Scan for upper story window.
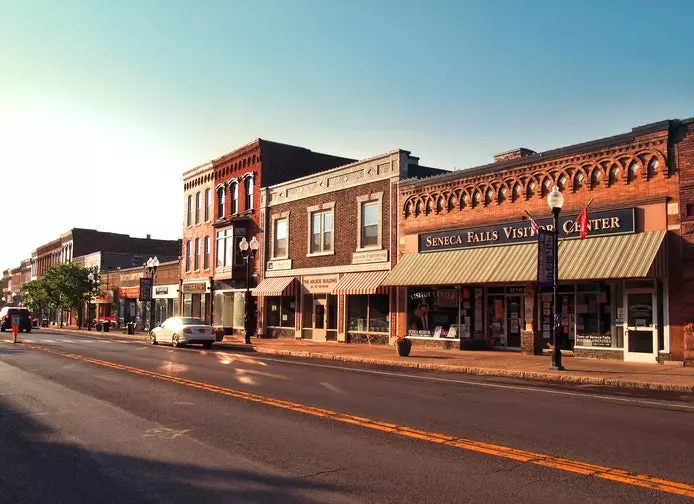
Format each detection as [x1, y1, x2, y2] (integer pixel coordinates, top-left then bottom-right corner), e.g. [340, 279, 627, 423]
[185, 240, 191, 272]
[216, 226, 234, 268]
[230, 181, 239, 215]
[186, 195, 192, 226]
[358, 192, 383, 249]
[216, 186, 225, 218]
[244, 175, 254, 210]
[203, 236, 210, 269]
[273, 217, 288, 259]
[195, 192, 201, 224]
[194, 238, 200, 270]
[308, 204, 335, 255]
[204, 188, 211, 221]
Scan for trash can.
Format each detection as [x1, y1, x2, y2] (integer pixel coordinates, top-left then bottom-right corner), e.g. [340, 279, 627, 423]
[103, 323, 110, 333]
[127, 322, 135, 335]
[96, 323, 103, 332]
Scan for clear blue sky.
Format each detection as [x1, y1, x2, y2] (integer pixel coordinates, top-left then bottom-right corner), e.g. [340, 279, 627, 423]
[1, 0, 693, 269]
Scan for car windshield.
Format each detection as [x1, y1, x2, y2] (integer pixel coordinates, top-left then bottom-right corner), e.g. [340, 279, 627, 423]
[179, 318, 206, 326]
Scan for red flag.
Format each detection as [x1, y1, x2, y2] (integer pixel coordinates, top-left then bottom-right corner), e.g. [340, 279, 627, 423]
[525, 210, 539, 235]
[576, 206, 589, 239]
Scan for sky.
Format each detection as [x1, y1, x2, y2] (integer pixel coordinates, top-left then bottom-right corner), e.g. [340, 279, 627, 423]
[1, 0, 693, 270]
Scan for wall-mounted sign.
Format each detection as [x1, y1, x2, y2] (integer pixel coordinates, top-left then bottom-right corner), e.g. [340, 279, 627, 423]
[119, 286, 140, 299]
[153, 285, 179, 299]
[419, 208, 635, 252]
[267, 259, 292, 271]
[155, 286, 169, 296]
[302, 274, 339, 293]
[182, 281, 208, 293]
[351, 249, 388, 265]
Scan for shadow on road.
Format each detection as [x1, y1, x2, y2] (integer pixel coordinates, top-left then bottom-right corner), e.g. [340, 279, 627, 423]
[0, 395, 348, 504]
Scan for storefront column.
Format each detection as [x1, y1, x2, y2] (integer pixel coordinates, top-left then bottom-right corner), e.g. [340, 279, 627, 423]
[337, 294, 346, 342]
[294, 282, 302, 339]
[393, 286, 407, 343]
[521, 284, 540, 354]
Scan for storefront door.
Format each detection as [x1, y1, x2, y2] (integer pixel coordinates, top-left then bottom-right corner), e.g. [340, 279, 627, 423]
[313, 295, 327, 340]
[506, 295, 522, 348]
[624, 290, 657, 363]
[487, 295, 505, 347]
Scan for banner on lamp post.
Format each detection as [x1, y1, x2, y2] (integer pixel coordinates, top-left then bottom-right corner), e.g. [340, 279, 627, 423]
[139, 277, 153, 302]
[536, 229, 555, 290]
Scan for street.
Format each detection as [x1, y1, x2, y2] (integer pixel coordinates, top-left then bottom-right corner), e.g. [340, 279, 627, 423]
[1, 330, 693, 504]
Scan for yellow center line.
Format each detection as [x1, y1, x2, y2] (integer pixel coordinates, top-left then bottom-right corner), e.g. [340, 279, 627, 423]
[22, 343, 694, 498]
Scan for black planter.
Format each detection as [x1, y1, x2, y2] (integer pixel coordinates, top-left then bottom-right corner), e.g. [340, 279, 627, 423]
[396, 339, 412, 357]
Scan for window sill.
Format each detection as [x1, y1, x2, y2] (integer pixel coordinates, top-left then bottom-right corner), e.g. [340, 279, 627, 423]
[306, 251, 334, 257]
[356, 245, 382, 253]
[573, 346, 624, 351]
[270, 256, 290, 261]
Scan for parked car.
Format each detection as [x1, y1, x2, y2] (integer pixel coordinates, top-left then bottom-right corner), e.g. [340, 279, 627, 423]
[0, 307, 33, 332]
[149, 317, 215, 348]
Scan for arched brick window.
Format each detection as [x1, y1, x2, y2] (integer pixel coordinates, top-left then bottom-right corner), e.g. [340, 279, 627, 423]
[573, 172, 584, 191]
[627, 161, 638, 183]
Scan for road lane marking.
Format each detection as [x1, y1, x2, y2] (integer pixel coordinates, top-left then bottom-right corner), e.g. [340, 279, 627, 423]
[19, 342, 694, 498]
[238, 354, 694, 411]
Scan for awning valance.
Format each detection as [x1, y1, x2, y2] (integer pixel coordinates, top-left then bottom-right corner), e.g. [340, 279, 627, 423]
[332, 271, 390, 295]
[383, 231, 666, 286]
[252, 277, 295, 297]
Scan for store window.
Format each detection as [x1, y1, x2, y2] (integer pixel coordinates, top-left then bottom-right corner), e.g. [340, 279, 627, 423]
[406, 288, 458, 338]
[310, 209, 333, 254]
[575, 283, 613, 347]
[267, 296, 296, 327]
[273, 218, 288, 258]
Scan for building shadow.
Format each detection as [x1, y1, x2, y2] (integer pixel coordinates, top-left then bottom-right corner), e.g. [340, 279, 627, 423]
[0, 396, 349, 504]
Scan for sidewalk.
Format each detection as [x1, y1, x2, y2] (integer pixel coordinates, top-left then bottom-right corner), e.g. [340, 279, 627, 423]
[40, 327, 694, 393]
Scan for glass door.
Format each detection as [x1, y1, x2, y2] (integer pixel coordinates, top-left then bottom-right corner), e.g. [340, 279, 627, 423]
[506, 295, 522, 348]
[624, 291, 657, 363]
[313, 295, 327, 341]
[487, 295, 506, 347]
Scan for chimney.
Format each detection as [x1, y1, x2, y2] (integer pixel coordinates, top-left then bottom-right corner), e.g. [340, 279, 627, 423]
[146, 234, 151, 239]
[493, 148, 536, 163]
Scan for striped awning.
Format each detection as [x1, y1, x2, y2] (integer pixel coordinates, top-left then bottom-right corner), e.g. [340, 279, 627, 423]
[333, 271, 390, 295]
[252, 277, 295, 297]
[383, 231, 666, 286]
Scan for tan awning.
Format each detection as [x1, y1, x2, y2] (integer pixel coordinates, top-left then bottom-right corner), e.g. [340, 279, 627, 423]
[332, 271, 390, 295]
[252, 277, 295, 297]
[383, 231, 666, 286]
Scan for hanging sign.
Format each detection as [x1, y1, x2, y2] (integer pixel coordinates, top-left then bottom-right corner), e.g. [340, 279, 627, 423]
[139, 277, 153, 302]
[536, 229, 555, 290]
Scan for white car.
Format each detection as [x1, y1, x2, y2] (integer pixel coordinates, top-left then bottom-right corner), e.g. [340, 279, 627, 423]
[150, 317, 215, 349]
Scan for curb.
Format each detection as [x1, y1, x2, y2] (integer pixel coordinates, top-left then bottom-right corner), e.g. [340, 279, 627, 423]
[249, 347, 694, 394]
[33, 328, 694, 394]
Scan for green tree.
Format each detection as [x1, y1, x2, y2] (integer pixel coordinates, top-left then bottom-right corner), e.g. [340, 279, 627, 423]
[43, 263, 101, 328]
[20, 279, 49, 319]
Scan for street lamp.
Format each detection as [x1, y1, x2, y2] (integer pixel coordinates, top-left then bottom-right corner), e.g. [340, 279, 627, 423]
[547, 186, 565, 371]
[239, 236, 260, 344]
[146, 257, 159, 331]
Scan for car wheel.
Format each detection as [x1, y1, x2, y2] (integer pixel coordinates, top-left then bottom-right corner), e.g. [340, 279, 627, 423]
[172, 334, 180, 347]
[203, 341, 213, 349]
[149, 332, 157, 345]
[26, 327, 31, 333]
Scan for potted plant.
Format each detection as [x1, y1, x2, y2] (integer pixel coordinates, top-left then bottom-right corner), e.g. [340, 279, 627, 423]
[393, 335, 412, 357]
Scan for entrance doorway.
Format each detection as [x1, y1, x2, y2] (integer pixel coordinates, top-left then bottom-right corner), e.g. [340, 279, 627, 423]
[624, 290, 657, 363]
[313, 296, 327, 340]
[486, 290, 524, 349]
[506, 295, 522, 348]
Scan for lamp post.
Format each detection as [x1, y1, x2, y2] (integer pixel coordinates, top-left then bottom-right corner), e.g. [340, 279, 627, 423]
[146, 257, 159, 331]
[239, 236, 260, 344]
[547, 186, 565, 371]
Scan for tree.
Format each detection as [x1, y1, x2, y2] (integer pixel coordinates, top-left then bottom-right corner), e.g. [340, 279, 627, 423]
[43, 263, 101, 328]
[20, 279, 49, 319]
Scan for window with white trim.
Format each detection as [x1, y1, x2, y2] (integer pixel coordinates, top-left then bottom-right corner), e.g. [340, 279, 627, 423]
[273, 218, 288, 259]
[186, 195, 192, 226]
[361, 201, 378, 247]
[194, 238, 200, 270]
[230, 181, 239, 214]
[195, 192, 201, 224]
[204, 236, 210, 269]
[216, 226, 234, 268]
[310, 209, 333, 254]
[244, 175, 254, 210]
[185, 240, 191, 271]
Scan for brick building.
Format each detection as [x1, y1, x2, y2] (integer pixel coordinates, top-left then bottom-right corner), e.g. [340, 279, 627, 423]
[384, 118, 694, 364]
[206, 139, 354, 334]
[256, 150, 445, 342]
[181, 162, 215, 321]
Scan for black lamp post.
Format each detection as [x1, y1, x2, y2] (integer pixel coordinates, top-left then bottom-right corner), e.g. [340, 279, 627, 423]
[239, 236, 260, 344]
[547, 186, 565, 371]
[146, 256, 159, 331]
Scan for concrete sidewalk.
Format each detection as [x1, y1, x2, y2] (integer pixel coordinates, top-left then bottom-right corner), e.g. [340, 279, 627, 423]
[38, 327, 694, 393]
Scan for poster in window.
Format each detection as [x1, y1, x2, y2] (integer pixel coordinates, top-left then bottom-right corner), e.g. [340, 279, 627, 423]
[448, 325, 458, 339]
[463, 301, 471, 309]
[433, 326, 443, 338]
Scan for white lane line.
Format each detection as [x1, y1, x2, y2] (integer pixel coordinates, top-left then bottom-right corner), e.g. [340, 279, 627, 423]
[41, 339, 55, 343]
[23, 339, 34, 343]
[231, 353, 694, 411]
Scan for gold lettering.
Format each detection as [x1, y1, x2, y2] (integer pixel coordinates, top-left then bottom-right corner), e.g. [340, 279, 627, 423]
[426, 237, 432, 247]
[611, 216, 620, 228]
[503, 227, 513, 239]
[492, 230, 499, 240]
[602, 218, 610, 229]
[468, 232, 476, 242]
[563, 220, 573, 233]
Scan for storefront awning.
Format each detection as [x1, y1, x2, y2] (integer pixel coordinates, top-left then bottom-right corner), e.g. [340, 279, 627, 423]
[252, 277, 295, 297]
[383, 231, 666, 286]
[332, 271, 390, 295]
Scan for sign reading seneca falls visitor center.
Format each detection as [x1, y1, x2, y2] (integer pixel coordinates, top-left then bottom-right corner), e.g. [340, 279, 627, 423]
[419, 208, 635, 252]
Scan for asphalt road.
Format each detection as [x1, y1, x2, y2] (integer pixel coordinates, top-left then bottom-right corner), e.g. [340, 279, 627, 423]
[1, 330, 693, 504]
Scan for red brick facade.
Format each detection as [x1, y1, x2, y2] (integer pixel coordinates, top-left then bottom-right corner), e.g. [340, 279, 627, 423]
[394, 118, 694, 363]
